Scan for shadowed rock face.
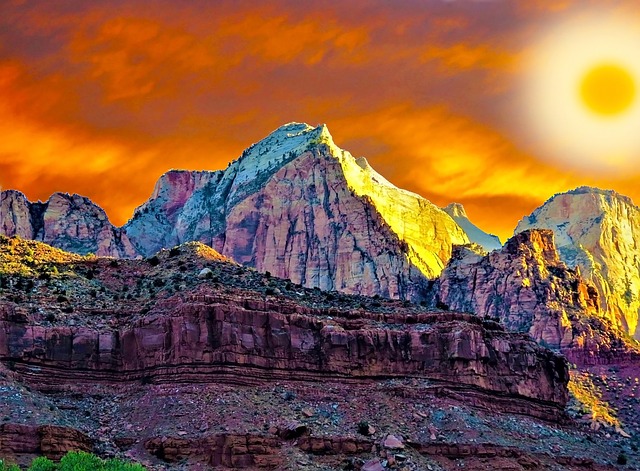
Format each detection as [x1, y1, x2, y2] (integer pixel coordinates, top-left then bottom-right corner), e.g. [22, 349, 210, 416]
[0, 190, 136, 258]
[435, 230, 603, 351]
[516, 187, 640, 339]
[0, 293, 568, 420]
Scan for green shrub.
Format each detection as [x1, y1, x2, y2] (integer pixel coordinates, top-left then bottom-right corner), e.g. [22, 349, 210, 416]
[1, 450, 146, 470]
[28, 456, 56, 471]
[102, 459, 145, 471]
[0, 459, 21, 471]
[59, 451, 103, 470]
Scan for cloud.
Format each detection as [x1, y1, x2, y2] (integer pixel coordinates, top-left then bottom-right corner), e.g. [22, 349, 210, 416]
[421, 43, 514, 72]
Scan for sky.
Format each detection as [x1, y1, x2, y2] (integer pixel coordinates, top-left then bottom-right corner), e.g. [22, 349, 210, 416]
[3, 0, 640, 242]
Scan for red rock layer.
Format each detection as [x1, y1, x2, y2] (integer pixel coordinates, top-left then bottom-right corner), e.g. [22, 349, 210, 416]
[0, 424, 92, 462]
[0, 293, 568, 421]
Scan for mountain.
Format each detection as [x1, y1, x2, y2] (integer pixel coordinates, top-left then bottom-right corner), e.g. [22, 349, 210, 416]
[515, 187, 640, 340]
[0, 190, 136, 258]
[443, 202, 502, 251]
[124, 122, 469, 299]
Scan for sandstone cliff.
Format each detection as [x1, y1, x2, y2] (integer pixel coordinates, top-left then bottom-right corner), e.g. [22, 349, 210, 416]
[0, 294, 568, 417]
[0, 190, 136, 258]
[433, 230, 634, 355]
[125, 123, 469, 299]
[515, 187, 640, 340]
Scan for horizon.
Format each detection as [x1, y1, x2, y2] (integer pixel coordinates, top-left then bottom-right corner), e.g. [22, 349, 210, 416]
[3, 1, 640, 242]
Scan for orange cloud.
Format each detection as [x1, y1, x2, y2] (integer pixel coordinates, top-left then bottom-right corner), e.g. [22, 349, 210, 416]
[218, 12, 370, 66]
[421, 43, 514, 72]
[68, 16, 222, 103]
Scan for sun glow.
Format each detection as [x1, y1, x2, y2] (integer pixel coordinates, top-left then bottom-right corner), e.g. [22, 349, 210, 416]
[580, 64, 636, 116]
[526, 14, 640, 174]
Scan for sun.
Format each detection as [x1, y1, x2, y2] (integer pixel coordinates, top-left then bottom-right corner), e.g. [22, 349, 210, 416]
[580, 64, 636, 116]
[525, 13, 640, 175]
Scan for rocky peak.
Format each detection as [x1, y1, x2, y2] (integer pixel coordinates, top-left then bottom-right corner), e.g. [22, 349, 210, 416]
[435, 229, 605, 351]
[1, 190, 34, 239]
[503, 229, 560, 265]
[232, 123, 333, 183]
[443, 202, 502, 252]
[0, 190, 136, 258]
[444, 202, 467, 218]
[515, 186, 640, 339]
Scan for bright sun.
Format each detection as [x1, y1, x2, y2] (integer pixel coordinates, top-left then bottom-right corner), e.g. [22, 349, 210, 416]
[580, 63, 636, 116]
[526, 14, 640, 174]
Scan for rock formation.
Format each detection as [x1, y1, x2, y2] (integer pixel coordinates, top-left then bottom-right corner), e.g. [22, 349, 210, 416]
[0, 190, 136, 258]
[433, 230, 634, 355]
[443, 203, 501, 251]
[1, 123, 491, 300]
[516, 187, 640, 339]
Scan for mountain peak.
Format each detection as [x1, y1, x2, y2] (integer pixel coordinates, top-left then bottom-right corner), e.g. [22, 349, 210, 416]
[442, 202, 501, 251]
[443, 202, 467, 218]
[230, 122, 339, 191]
[515, 186, 640, 338]
[540, 186, 636, 209]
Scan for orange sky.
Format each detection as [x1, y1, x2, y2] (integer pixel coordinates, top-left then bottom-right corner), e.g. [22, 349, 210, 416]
[2, 0, 640, 242]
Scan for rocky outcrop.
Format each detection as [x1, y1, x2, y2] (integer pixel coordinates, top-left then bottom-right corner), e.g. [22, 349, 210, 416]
[145, 433, 290, 468]
[0, 293, 569, 420]
[0, 190, 34, 239]
[0, 423, 92, 461]
[0, 190, 136, 258]
[125, 123, 469, 298]
[434, 230, 615, 351]
[515, 187, 640, 339]
[443, 203, 501, 251]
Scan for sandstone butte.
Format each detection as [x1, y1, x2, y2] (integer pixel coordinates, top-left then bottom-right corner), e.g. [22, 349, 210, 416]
[0, 236, 631, 470]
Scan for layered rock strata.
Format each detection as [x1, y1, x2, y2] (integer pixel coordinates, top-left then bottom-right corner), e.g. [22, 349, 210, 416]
[0, 293, 568, 420]
[0, 424, 92, 461]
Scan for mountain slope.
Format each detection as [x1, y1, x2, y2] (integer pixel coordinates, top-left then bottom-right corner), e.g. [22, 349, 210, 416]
[0, 190, 136, 258]
[443, 203, 502, 251]
[515, 187, 640, 339]
[125, 122, 469, 299]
